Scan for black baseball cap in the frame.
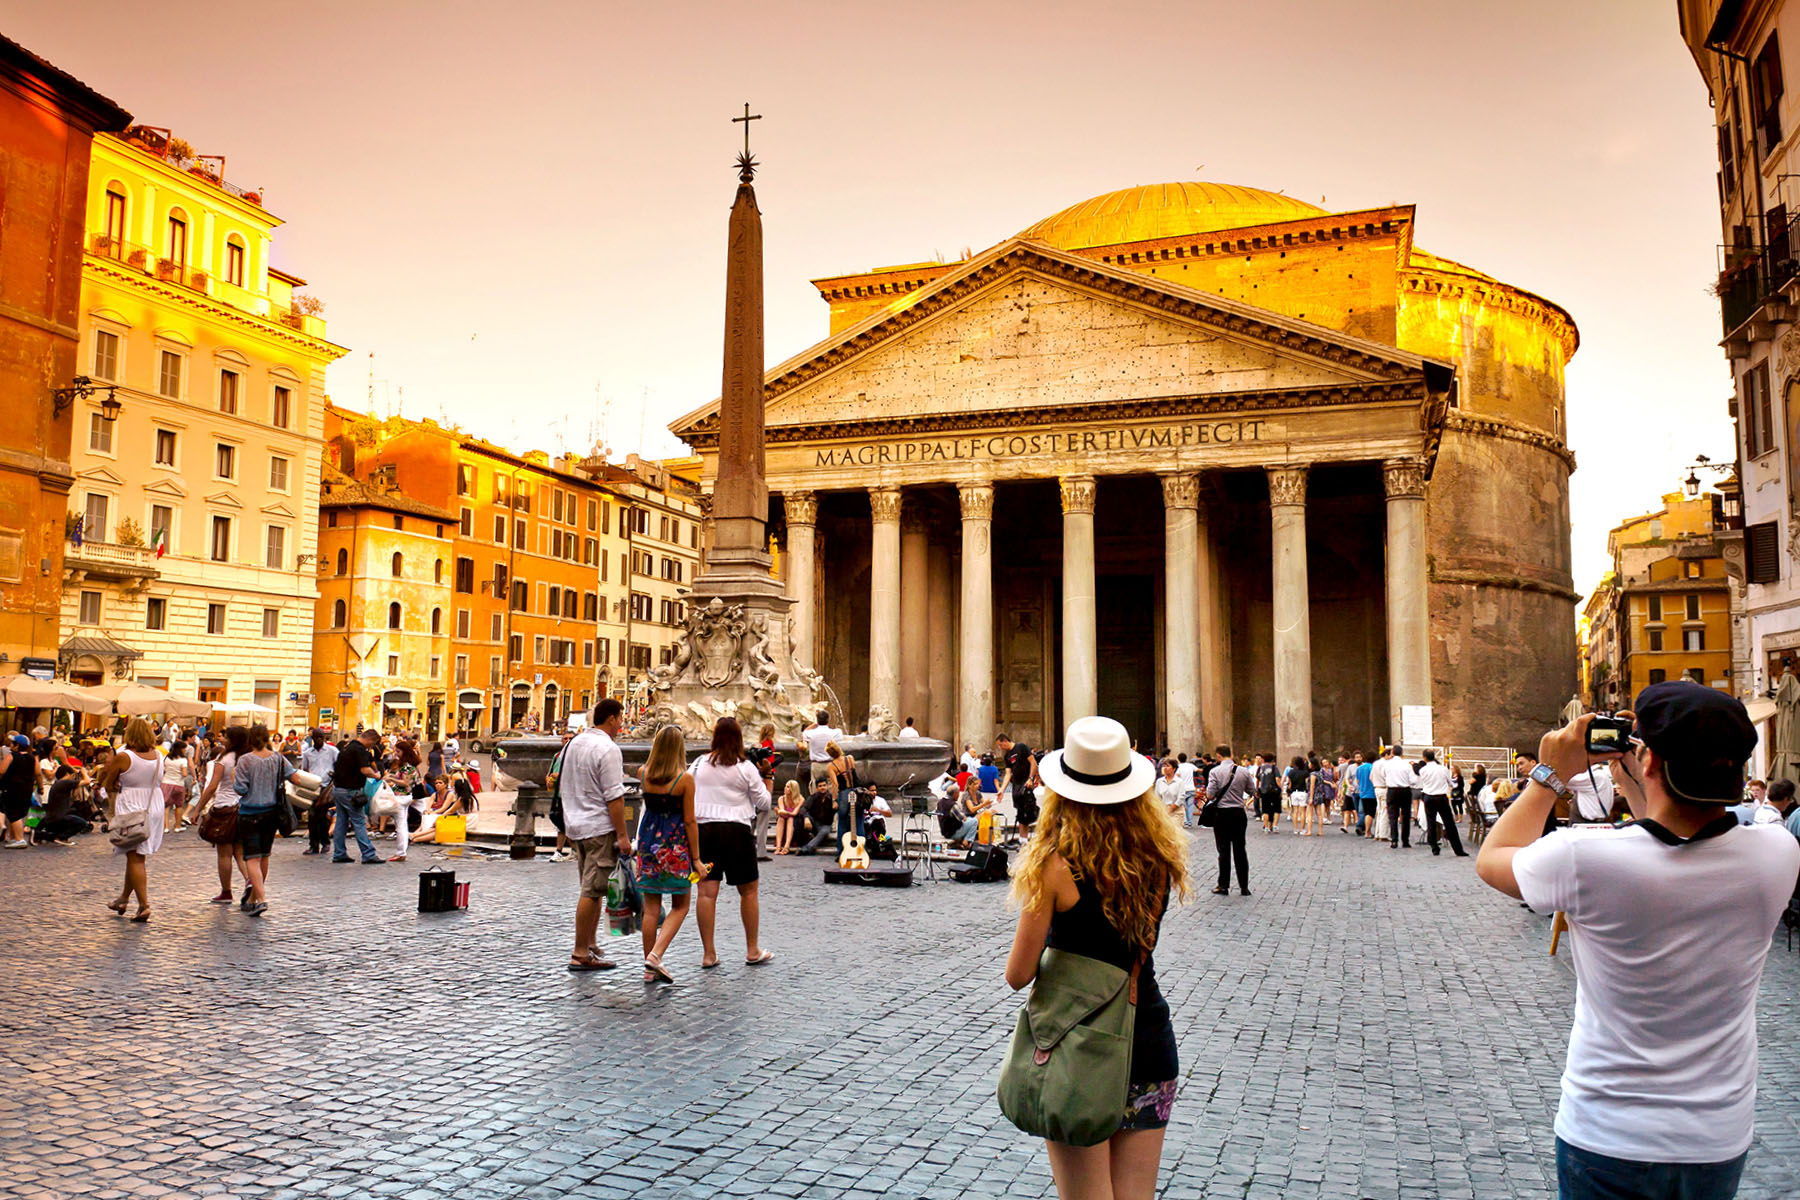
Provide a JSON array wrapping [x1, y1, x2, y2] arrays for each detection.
[[1632, 681, 1757, 804]]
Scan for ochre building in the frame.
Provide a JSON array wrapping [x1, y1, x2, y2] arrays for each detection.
[[673, 182, 1578, 757]]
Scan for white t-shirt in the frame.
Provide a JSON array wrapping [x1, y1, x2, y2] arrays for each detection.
[[1174, 761, 1198, 791], [1513, 822, 1800, 1163], [804, 725, 840, 763], [1569, 765, 1615, 822], [897, 726, 920, 739], [960, 751, 981, 774], [1416, 761, 1452, 796], [444, 737, 461, 760], [1372, 757, 1417, 789]]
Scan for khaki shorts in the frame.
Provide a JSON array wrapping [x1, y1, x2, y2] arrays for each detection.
[[574, 835, 619, 900]]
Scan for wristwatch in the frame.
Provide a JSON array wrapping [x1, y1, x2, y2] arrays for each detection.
[[1528, 762, 1575, 801]]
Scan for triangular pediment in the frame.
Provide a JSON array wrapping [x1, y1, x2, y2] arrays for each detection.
[[143, 477, 187, 499], [205, 490, 243, 509], [260, 502, 296, 519], [75, 466, 126, 487], [672, 239, 1447, 441]]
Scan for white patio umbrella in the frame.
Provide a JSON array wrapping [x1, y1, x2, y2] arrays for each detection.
[[86, 683, 211, 719], [0, 676, 112, 714], [212, 701, 278, 715]]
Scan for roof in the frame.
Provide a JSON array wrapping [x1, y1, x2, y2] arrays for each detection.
[[0, 34, 131, 132], [320, 477, 456, 522], [59, 634, 141, 660], [1018, 182, 1327, 251]]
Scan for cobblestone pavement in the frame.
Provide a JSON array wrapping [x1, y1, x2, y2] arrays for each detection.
[[4, 820, 1799, 1200]]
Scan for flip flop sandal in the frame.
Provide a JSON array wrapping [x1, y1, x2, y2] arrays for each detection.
[[745, 950, 775, 966], [644, 956, 675, 984], [701, 959, 720, 969], [566, 956, 616, 972]]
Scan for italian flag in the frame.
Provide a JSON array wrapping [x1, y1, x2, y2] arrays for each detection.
[[151, 527, 168, 558]]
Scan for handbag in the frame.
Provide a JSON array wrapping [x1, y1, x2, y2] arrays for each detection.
[[1197, 796, 1220, 827], [198, 803, 239, 846], [108, 809, 150, 852], [997, 946, 1143, 1147]]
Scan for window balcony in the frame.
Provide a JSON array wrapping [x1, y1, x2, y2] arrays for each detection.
[[1719, 242, 1799, 342], [64, 539, 159, 589]]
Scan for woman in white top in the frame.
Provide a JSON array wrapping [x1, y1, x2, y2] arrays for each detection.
[[692, 717, 773, 968], [161, 737, 197, 831], [96, 718, 165, 921], [195, 725, 250, 904], [1154, 760, 1185, 820]]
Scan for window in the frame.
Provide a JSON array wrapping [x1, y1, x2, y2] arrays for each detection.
[[587, 499, 598, 530], [495, 473, 509, 505], [146, 596, 166, 630], [1684, 628, 1706, 652], [456, 609, 470, 638], [215, 443, 236, 479], [225, 240, 246, 287], [210, 516, 231, 562], [1685, 594, 1701, 620], [253, 680, 279, 711], [456, 464, 472, 497], [597, 638, 611, 665], [508, 634, 522, 663], [534, 635, 546, 664], [455, 655, 469, 685], [1754, 33, 1785, 159], [630, 592, 654, 622], [490, 613, 502, 640], [158, 350, 182, 398], [454, 556, 474, 593], [430, 607, 442, 634], [272, 386, 291, 429], [264, 525, 286, 569], [150, 505, 172, 553], [513, 518, 525, 549], [552, 490, 564, 522], [207, 603, 226, 635], [429, 655, 441, 678], [388, 602, 402, 630], [219, 369, 239, 415], [1648, 668, 1667, 685], [1648, 629, 1664, 652], [583, 592, 598, 621], [332, 598, 346, 628], [78, 590, 101, 625], [391, 551, 404, 578], [1748, 519, 1782, 584], [1647, 595, 1662, 621], [493, 514, 506, 543], [489, 656, 501, 685], [104, 188, 126, 247], [93, 330, 119, 381], [459, 507, 472, 536], [1687, 667, 1707, 684], [393, 514, 403, 530], [155, 429, 177, 466], [269, 456, 289, 491], [262, 608, 279, 638], [387, 655, 399, 676], [197, 678, 226, 703], [492, 562, 508, 593], [548, 585, 562, 615], [510, 580, 527, 611], [336, 547, 349, 576], [1745, 362, 1775, 458], [166, 214, 188, 265], [88, 411, 113, 454], [83, 493, 109, 543]]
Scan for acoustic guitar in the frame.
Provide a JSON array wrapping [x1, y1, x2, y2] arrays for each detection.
[[838, 830, 871, 869]]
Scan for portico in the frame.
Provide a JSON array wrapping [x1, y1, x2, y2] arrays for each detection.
[[677, 239, 1452, 756]]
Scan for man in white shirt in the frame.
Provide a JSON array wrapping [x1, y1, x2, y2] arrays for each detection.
[[1373, 746, 1416, 849], [897, 717, 921, 740], [1476, 684, 1800, 1198], [1415, 749, 1466, 857], [558, 698, 631, 972], [803, 710, 841, 790], [443, 734, 461, 764], [960, 744, 981, 775], [1174, 753, 1199, 826]]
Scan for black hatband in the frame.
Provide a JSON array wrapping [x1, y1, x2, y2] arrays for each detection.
[[1060, 761, 1134, 786]]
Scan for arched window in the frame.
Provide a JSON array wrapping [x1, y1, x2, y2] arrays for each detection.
[[388, 602, 402, 630], [223, 235, 246, 287], [335, 547, 347, 575], [332, 598, 346, 628], [103, 187, 127, 249], [433, 558, 443, 583], [430, 607, 442, 634], [391, 551, 404, 578], [166, 209, 189, 265]]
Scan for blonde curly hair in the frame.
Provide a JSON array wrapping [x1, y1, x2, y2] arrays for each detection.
[[1010, 786, 1190, 949]]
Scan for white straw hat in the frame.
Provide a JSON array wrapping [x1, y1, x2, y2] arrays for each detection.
[[1037, 716, 1156, 806]]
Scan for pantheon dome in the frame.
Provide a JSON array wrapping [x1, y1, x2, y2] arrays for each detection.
[[1017, 181, 1329, 250]]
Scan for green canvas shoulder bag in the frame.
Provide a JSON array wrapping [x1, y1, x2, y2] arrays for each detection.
[[997, 946, 1143, 1147]]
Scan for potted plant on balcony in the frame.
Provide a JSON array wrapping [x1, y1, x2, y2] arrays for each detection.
[[190, 271, 209, 290], [92, 233, 114, 254], [166, 136, 194, 167], [126, 248, 147, 269], [116, 517, 144, 548], [242, 191, 262, 206], [154, 259, 180, 282]]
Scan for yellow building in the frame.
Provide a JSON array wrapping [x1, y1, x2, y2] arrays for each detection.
[[590, 453, 704, 699], [1581, 491, 1738, 707], [62, 126, 346, 728]]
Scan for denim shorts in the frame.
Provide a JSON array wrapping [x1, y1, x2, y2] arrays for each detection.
[[1555, 1137, 1746, 1200]]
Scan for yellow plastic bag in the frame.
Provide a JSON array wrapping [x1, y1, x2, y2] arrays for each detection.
[[436, 814, 466, 844]]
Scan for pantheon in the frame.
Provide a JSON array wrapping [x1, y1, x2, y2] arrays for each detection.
[[673, 182, 1578, 758]]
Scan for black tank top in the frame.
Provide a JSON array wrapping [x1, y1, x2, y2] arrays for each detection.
[[1, 746, 35, 797], [641, 787, 682, 818], [1045, 878, 1177, 1083]]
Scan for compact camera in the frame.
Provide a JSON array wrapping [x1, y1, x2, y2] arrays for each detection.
[[1585, 714, 1635, 755]]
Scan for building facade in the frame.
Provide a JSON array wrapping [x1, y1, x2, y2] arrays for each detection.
[[1683, 2, 1800, 697], [62, 125, 346, 728], [591, 453, 704, 700], [673, 182, 1578, 757], [1581, 490, 1740, 712], [0, 38, 129, 684]]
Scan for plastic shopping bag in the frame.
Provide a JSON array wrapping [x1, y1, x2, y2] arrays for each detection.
[[604, 858, 641, 937]]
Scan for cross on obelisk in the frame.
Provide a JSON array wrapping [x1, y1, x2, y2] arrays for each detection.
[[733, 102, 761, 162]]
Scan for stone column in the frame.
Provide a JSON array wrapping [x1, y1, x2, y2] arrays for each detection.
[[958, 482, 995, 749], [869, 487, 903, 729], [1383, 458, 1431, 745], [1161, 473, 1201, 755], [927, 534, 956, 738], [1268, 466, 1313, 763], [1195, 483, 1227, 749], [900, 508, 931, 730], [1060, 475, 1098, 726], [782, 490, 817, 668]]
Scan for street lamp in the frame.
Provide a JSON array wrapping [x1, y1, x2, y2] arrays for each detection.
[[1682, 454, 1730, 498], [51, 376, 122, 421]]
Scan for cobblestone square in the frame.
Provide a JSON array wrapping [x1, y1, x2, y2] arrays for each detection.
[[3, 823, 1798, 1199]]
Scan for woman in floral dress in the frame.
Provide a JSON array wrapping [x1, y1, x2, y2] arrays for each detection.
[[635, 725, 706, 984]]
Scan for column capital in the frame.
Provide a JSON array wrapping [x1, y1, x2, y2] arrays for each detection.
[[782, 489, 817, 526], [1267, 465, 1309, 507], [1059, 474, 1097, 515], [1159, 471, 1200, 510], [1382, 457, 1428, 499], [869, 486, 902, 524], [957, 480, 994, 521]]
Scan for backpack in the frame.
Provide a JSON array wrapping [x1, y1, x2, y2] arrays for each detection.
[[1256, 764, 1279, 795]]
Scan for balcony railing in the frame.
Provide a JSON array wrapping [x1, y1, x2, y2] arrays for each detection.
[[88, 233, 325, 334], [1719, 241, 1799, 336], [65, 539, 159, 582]]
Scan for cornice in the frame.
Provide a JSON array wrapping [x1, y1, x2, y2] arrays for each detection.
[[1401, 267, 1578, 357], [85, 257, 346, 361], [681, 380, 1430, 449], [1431, 566, 1580, 603], [1443, 411, 1577, 472]]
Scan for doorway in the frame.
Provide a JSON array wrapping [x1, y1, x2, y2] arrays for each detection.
[[1096, 574, 1157, 745]]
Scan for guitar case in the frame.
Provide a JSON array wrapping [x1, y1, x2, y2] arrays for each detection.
[[823, 863, 914, 888], [950, 842, 1009, 883]]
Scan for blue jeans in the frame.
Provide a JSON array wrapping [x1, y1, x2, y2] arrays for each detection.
[[1556, 1137, 1747, 1200], [332, 787, 380, 862]]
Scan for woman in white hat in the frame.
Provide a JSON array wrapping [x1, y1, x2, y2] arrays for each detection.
[[1004, 716, 1190, 1199]]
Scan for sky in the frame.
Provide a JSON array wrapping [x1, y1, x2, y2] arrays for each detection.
[[11, 0, 1730, 598]]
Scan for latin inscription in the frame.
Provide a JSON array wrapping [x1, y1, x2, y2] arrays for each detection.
[[813, 420, 1267, 468]]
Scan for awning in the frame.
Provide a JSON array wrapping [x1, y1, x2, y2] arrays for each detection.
[[382, 689, 415, 707], [1746, 696, 1779, 726], [456, 689, 484, 708], [59, 634, 143, 661]]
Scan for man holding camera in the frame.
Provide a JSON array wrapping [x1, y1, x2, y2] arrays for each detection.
[[1476, 684, 1799, 1198]]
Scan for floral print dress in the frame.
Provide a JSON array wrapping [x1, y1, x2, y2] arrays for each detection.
[[635, 784, 694, 895]]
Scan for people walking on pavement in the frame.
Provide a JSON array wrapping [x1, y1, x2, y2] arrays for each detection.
[[561, 698, 631, 972], [1155, 760, 1185, 823], [1416, 750, 1467, 857], [1311, 756, 1339, 836], [328, 729, 385, 865], [634, 725, 707, 984], [232, 724, 292, 916], [196, 725, 249, 903], [96, 718, 165, 921], [999, 733, 1040, 842], [694, 717, 774, 969], [1204, 745, 1253, 895], [0, 732, 37, 847], [160, 736, 196, 832], [299, 729, 337, 854], [1351, 752, 1376, 837], [1375, 746, 1415, 848], [1005, 715, 1189, 1199], [1284, 755, 1313, 836], [1252, 754, 1282, 834]]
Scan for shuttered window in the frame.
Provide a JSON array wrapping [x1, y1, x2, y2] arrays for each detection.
[[1747, 520, 1781, 584]]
